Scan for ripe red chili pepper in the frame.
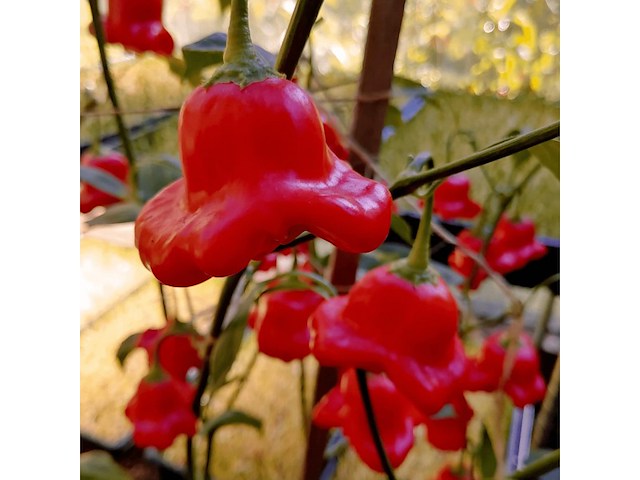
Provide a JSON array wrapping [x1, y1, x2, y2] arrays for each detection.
[[310, 263, 467, 416], [247, 287, 325, 362], [447, 230, 488, 290], [466, 331, 546, 408], [421, 394, 474, 451], [433, 173, 482, 220], [80, 152, 129, 214], [312, 369, 418, 472], [125, 372, 197, 450], [94, 0, 175, 56], [432, 464, 476, 480], [320, 112, 350, 160], [135, 78, 393, 287], [135, 322, 205, 382]]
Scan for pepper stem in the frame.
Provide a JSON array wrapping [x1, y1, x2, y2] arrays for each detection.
[[206, 0, 282, 87], [406, 190, 434, 272]]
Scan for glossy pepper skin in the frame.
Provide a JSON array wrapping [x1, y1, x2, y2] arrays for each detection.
[[310, 263, 467, 416], [312, 369, 418, 473], [433, 173, 482, 220], [320, 112, 350, 160], [135, 78, 393, 287], [466, 331, 546, 408], [125, 373, 197, 450], [80, 152, 129, 214], [422, 394, 474, 451], [136, 323, 204, 382], [98, 0, 174, 56], [247, 288, 325, 362]]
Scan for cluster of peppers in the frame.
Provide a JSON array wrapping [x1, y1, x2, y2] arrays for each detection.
[[93, 0, 551, 473]]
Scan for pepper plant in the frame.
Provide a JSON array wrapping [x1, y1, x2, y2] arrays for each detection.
[[80, 0, 560, 479]]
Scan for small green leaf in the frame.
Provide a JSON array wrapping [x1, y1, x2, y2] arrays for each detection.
[[528, 139, 560, 179], [86, 203, 142, 226], [80, 451, 132, 480], [116, 333, 141, 367], [136, 157, 183, 203], [390, 214, 413, 245], [80, 166, 128, 200], [182, 33, 276, 79], [200, 409, 262, 436], [476, 426, 497, 479]]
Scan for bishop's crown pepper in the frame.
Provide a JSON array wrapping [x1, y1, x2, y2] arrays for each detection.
[[135, 0, 392, 287], [80, 152, 129, 214], [93, 0, 175, 56]]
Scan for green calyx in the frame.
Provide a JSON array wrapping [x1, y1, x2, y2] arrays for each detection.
[[206, 0, 283, 88], [390, 257, 440, 286]]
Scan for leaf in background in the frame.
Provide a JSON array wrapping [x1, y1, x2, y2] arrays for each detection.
[[390, 213, 414, 245], [476, 426, 497, 479], [86, 203, 142, 227], [80, 451, 132, 480], [200, 409, 262, 436], [528, 139, 560, 180], [182, 33, 276, 79], [136, 157, 183, 203], [80, 166, 128, 200], [116, 333, 141, 367]]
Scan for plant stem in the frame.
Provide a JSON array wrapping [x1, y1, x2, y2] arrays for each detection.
[[224, 0, 254, 63], [355, 369, 397, 480], [390, 121, 560, 199], [157, 281, 170, 321], [507, 449, 559, 479], [299, 359, 310, 439], [86, 0, 139, 202], [406, 190, 434, 271], [275, 0, 325, 79]]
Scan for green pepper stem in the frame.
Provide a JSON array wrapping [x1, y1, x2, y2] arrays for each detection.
[[406, 191, 434, 271], [224, 0, 254, 64], [86, 0, 139, 203], [508, 449, 559, 479], [355, 369, 397, 480]]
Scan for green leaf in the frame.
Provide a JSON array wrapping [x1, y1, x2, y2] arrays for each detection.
[[80, 451, 132, 480], [476, 426, 497, 479], [136, 157, 183, 203], [116, 333, 141, 367], [528, 139, 560, 179], [80, 166, 128, 200], [182, 33, 276, 79], [86, 203, 142, 226], [200, 409, 262, 436], [384, 105, 403, 129], [209, 288, 260, 390], [509, 449, 560, 479], [390, 214, 413, 245]]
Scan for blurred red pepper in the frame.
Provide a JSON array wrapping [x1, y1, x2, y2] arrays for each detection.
[[310, 263, 467, 416], [312, 369, 418, 472], [466, 331, 546, 407], [135, 321, 205, 382], [247, 287, 325, 362], [432, 464, 476, 480], [421, 394, 474, 451], [433, 173, 481, 220], [125, 371, 197, 450], [320, 112, 350, 160], [80, 152, 129, 214], [135, 78, 392, 287], [447, 230, 488, 290], [92, 0, 175, 56]]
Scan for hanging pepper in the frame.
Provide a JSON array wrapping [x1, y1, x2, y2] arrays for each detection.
[[320, 112, 350, 160], [466, 331, 546, 408], [93, 0, 175, 56], [134, 320, 205, 382], [247, 287, 325, 362], [432, 173, 482, 220], [447, 230, 488, 290], [421, 394, 474, 452], [309, 262, 467, 417], [80, 152, 129, 214], [135, 0, 392, 287], [312, 369, 418, 473], [124, 370, 197, 450]]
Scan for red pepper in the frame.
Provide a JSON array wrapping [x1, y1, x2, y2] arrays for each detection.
[[421, 394, 474, 451], [310, 263, 467, 416], [80, 152, 129, 214], [432, 464, 476, 480], [312, 369, 418, 472], [320, 112, 350, 160], [124, 371, 197, 450], [95, 0, 175, 56], [466, 331, 546, 408], [135, 321, 205, 382], [447, 230, 488, 290], [247, 287, 325, 362], [135, 78, 393, 287], [433, 173, 482, 220]]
